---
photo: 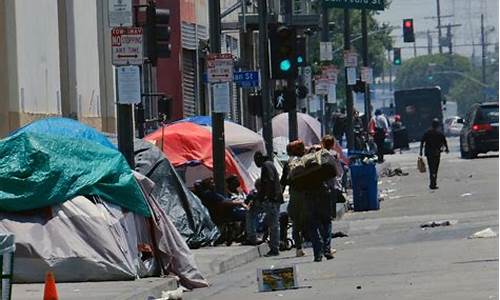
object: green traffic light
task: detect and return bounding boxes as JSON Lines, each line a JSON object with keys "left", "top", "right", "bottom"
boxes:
{"left": 394, "top": 59, "right": 401, "bottom": 65}
{"left": 297, "top": 56, "right": 304, "bottom": 64}
{"left": 427, "top": 75, "right": 433, "bottom": 81}
{"left": 280, "top": 59, "right": 292, "bottom": 71}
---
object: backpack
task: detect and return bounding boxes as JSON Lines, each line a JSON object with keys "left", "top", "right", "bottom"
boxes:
{"left": 289, "top": 149, "right": 339, "bottom": 190}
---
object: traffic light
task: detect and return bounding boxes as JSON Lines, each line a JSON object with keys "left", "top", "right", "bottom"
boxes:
{"left": 273, "top": 89, "right": 295, "bottom": 111}
{"left": 146, "top": 3, "right": 172, "bottom": 66}
{"left": 403, "top": 18, "right": 415, "bottom": 43}
{"left": 270, "top": 26, "right": 298, "bottom": 79}
{"left": 296, "top": 37, "right": 306, "bottom": 66}
{"left": 393, "top": 48, "right": 401, "bottom": 65}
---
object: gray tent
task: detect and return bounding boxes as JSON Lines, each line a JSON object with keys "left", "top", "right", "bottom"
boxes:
{"left": 131, "top": 139, "right": 220, "bottom": 248}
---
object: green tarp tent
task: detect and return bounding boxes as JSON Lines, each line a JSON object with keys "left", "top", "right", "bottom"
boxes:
{"left": 0, "top": 132, "right": 150, "bottom": 216}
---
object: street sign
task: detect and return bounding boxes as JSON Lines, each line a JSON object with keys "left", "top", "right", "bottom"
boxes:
{"left": 315, "top": 77, "right": 330, "bottom": 96}
{"left": 343, "top": 51, "right": 358, "bottom": 67}
{"left": 213, "top": 82, "right": 231, "bottom": 113}
{"left": 361, "top": 67, "right": 373, "bottom": 84}
{"left": 111, "top": 27, "right": 144, "bottom": 65}
{"left": 320, "top": 42, "right": 333, "bottom": 61}
{"left": 303, "top": 66, "right": 313, "bottom": 96}
{"left": 207, "top": 53, "right": 234, "bottom": 83}
{"left": 328, "top": 84, "right": 337, "bottom": 103}
{"left": 322, "top": 66, "right": 338, "bottom": 84}
{"left": 234, "top": 71, "right": 260, "bottom": 88}
{"left": 109, "top": 0, "right": 133, "bottom": 27}
{"left": 322, "top": 0, "right": 385, "bottom": 11}
{"left": 117, "top": 65, "right": 141, "bottom": 104}
{"left": 346, "top": 67, "right": 357, "bottom": 85}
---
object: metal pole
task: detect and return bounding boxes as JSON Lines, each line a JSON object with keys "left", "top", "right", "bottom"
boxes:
{"left": 413, "top": 41, "right": 417, "bottom": 57}
{"left": 361, "top": 9, "right": 371, "bottom": 131}
{"left": 437, "top": 0, "right": 443, "bottom": 54}
{"left": 388, "top": 49, "right": 393, "bottom": 92}
{"left": 285, "top": 0, "right": 298, "bottom": 142}
{"left": 481, "top": 14, "right": 486, "bottom": 92}
{"left": 427, "top": 30, "right": 432, "bottom": 55}
{"left": 344, "top": 8, "right": 354, "bottom": 150}
{"left": 320, "top": 3, "right": 329, "bottom": 136}
{"left": 258, "top": 0, "right": 274, "bottom": 156}
{"left": 208, "top": 0, "right": 226, "bottom": 194}
{"left": 116, "top": 68, "right": 135, "bottom": 168}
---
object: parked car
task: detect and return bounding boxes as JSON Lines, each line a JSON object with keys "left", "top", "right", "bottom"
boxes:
{"left": 459, "top": 102, "right": 499, "bottom": 159}
{"left": 444, "top": 116, "right": 464, "bottom": 136}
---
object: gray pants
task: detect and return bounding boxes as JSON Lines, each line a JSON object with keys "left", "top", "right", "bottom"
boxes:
{"left": 246, "top": 201, "right": 280, "bottom": 252}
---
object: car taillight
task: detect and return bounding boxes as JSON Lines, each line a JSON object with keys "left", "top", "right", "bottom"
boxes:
{"left": 472, "top": 124, "right": 493, "bottom": 132}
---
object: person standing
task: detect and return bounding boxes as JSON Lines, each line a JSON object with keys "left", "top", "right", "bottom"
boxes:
{"left": 373, "top": 109, "right": 389, "bottom": 163}
{"left": 245, "top": 151, "right": 283, "bottom": 256}
{"left": 420, "top": 118, "right": 449, "bottom": 190}
{"left": 281, "top": 140, "right": 307, "bottom": 257}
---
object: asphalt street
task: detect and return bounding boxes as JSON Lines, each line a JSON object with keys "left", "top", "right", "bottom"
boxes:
{"left": 185, "top": 137, "right": 499, "bottom": 300}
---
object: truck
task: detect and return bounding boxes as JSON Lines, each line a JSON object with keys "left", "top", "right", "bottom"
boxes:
{"left": 394, "top": 87, "right": 443, "bottom": 142}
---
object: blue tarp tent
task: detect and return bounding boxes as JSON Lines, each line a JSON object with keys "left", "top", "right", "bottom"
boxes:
{"left": 10, "top": 117, "right": 115, "bottom": 149}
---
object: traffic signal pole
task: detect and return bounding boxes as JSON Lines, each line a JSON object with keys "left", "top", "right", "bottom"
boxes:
{"left": 320, "top": 3, "right": 329, "bottom": 137}
{"left": 284, "top": 0, "right": 298, "bottom": 142}
{"left": 361, "top": 9, "right": 371, "bottom": 130}
{"left": 208, "top": 0, "right": 226, "bottom": 194}
{"left": 258, "top": 0, "right": 274, "bottom": 157}
{"left": 344, "top": 9, "right": 354, "bottom": 150}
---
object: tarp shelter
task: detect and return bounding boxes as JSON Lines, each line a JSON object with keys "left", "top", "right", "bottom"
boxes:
{"left": 9, "top": 117, "right": 116, "bottom": 149}
{"left": 0, "top": 131, "right": 207, "bottom": 288}
{"left": 176, "top": 116, "right": 266, "bottom": 185}
{"left": 269, "top": 113, "right": 348, "bottom": 164}
{"left": 145, "top": 122, "right": 251, "bottom": 193}
{"left": 132, "top": 139, "right": 220, "bottom": 248}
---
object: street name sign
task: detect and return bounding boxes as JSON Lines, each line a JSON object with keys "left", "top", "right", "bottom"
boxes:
{"left": 234, "top": 71, "right": 260, "bottom": 88}
{"left": 117, "top": 66, "right": 141, "bottom": 104}
{"left": 207, "top": 53, "right": 234, "bottom": 83}
{"left": 109, "top": 0, "right": 132, "bottom": 27}
{"left": 112, "top": 27, "right": 144, "bottom": 65}
{"left": 322, "top": 0, "right": 385, "bottom": 10}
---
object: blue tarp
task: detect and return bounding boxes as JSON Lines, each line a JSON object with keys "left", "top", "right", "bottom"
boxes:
{"left": 10, "top": 117, "right": 115, "bottom": 149}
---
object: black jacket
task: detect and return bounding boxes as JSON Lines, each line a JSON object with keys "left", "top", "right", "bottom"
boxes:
{"left": 259, "top": 160, "right": 283, "bottom": 203}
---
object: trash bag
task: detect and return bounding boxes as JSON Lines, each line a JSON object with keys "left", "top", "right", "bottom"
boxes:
{"left": 132, "top": 139, "right": 220, "bottom": 248}
{"left": 417, "top": 156, "right": 426, "bottom": 173}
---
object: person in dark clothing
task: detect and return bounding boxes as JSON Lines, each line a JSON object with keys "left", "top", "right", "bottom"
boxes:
{"left": 420, "top": 119, "right": 449, "bottom": 189}
{"left": 245, "top": 151, "right": 282, "bottom": 256}
{"left": 372, "top": 109, "right": 389, "bottom": 163}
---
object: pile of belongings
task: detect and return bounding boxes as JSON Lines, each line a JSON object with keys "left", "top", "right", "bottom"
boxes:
{"left": 288, "top": 149, "right": 338, "bottom": 189}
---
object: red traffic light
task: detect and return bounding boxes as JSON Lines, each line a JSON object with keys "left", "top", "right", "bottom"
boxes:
{"left": 404, "top": 20, "right": 413, "bottom": 28}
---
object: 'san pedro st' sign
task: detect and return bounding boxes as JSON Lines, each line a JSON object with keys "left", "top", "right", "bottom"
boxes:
{"left": 323, "top": 0, "right": 384, "bottom": 10}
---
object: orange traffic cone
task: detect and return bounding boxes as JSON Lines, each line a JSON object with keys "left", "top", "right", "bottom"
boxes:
{"left": 43, "top": 271, "right": 59, "bottom": 300}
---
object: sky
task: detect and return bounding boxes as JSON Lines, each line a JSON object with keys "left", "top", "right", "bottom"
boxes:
{"left": 375, "top": 0, "right": 499, "bottom": 61}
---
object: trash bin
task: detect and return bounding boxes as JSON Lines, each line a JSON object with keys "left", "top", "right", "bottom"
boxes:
{"left": 350, "top": 163, "right": 379, "bottom": 212}
{"left": 0, "top": 232, "right": 15, "bottom": 300}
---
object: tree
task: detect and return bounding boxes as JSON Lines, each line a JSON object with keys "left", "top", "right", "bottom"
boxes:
{"left": 394, "top": 54, "right": 472, "bottom": 95}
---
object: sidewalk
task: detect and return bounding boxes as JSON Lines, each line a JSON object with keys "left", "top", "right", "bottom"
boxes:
{"left": 11, "top": 204, "right": 348, "bottom": 300}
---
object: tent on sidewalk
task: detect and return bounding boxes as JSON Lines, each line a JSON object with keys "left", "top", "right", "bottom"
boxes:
{"left": 145, "top": 122, "right": 252, "bottom": 193}
{"left": 176, "top": 116, "right": 267, "bottom": 185}
{"left": 0, "top": 132, "right": 207, "bottom": 288}
{"left": 131, "top": 139, "right": 220, "bottom": 248}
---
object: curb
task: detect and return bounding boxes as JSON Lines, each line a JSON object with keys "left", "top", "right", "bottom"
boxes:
{"left": 120, "top": 276, "right": 178, "bottom": 300}
{"left": 206, "top": 243, "right": 270, "bottom": 277}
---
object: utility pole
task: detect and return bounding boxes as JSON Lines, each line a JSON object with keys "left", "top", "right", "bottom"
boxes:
{"left": 208, "top": 0, "right": 226, "bottom": 194}
{"left": 388, "top": 49, "right": 392, "bottom": 92}
{"left": 481, "top": 14, "right": 486, "bottom": 100}
{"left": 284, "top": 0, "right": 298, "bottom": 142}
{"left": 320, "top": 2, "right": 329, "bottom": 136}
{"left": 413, "top": 41, "right": 417, "bottom": 57}
{"left": 361, "top": 9, "right": 371, "bottom": 130}
{"left": 344, "top": 8, "right": 354, "bottom": 150}
{"left": 436, "top": 0, "right": 443, "bottom": 54}
{"left": 427, "top": 30, "right": 433, "bottom": 55}
{"left": 258, "top": 0, "right": 274, "bottom": 156}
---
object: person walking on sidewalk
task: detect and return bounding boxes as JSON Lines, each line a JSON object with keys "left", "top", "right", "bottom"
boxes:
{"left": 281, "top": 140, "right": 307, "bottom": 257}
{"left": 372, "top": 109, "right": 389, "bottom": 163}
{"left": 420, "top": 118, "right": 449, "bottom": 190}
{"left": 245, "top": 151, "right": 283, "bottom": 257}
